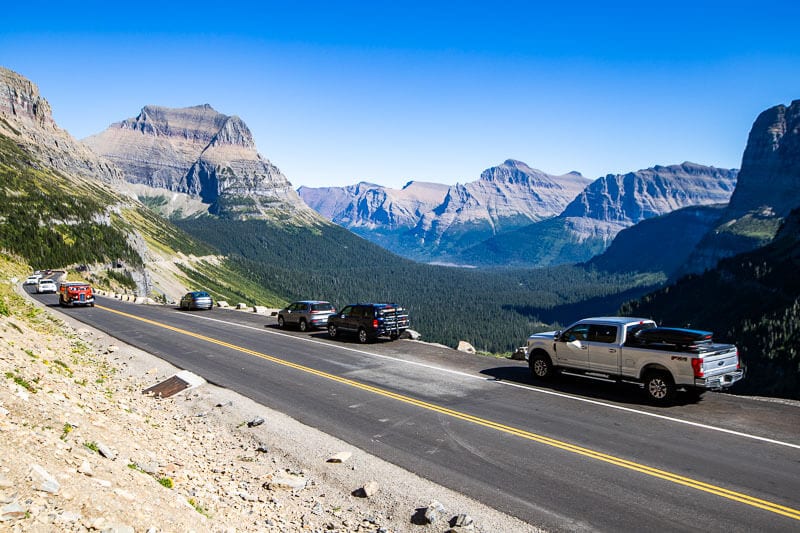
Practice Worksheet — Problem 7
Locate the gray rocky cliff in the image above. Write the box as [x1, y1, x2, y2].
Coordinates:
[727, 100, 800, 217]
[84, 104, 318, 222]
[0, 66, 123, 185]
[679, 101, 800, 276]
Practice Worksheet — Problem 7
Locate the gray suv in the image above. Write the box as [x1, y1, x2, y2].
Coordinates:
[278, 300, 336, 331]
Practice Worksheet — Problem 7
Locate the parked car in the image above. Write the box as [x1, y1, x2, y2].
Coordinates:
[24, 274, 42, 285]
[58, 281, 94, 306]
[525, 317, 743, 404]
[36, 279, 57, 294]
[180, 291, 213, 310]
[278, 300, 336, 331]
[327, 303, 410, 343]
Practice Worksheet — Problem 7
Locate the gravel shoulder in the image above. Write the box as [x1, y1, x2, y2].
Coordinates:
[0, 283, 541, 532]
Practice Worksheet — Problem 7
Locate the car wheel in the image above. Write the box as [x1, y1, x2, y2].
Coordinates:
[328, 324, 338, 339]
[278, 316, 285, 329]
[299, 319, 308, 332]
[644, 371, 675, 405]
[357, 328, 369, 344]
[529, 351, 554, 380]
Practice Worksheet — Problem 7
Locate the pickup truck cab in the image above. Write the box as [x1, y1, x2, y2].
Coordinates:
[525, 317, 744, 404]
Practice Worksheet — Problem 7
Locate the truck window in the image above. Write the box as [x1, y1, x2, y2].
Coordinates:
[561, 324, 589, 342]
[589, 325, 618, 344]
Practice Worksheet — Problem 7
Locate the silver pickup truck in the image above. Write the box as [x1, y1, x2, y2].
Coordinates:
[525, 316, 744, 404]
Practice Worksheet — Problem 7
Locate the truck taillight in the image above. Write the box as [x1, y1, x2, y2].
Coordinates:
[373, 319, 379, 329]
[691, 358, 704, 378]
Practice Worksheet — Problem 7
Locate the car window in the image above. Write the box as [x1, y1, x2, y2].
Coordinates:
[311, 303, 333, 312]
[589, 325, 618, 344]
[562, 324, 590, 342]
[340, 306, 353, 316]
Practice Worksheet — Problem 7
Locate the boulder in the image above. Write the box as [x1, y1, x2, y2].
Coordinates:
[456, 341, 476, 354]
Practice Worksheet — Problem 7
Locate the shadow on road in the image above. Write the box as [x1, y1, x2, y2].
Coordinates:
[480, 365, 703, 407]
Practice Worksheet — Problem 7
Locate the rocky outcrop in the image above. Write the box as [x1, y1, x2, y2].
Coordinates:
[84, 104, 319, 222]
[0, 66, 123, 185]
[680, 101, 800, 275]
[727, 100, 800, 217]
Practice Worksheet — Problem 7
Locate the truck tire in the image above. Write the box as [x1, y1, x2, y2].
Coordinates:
[529, 351, 554, 380]
[328, 324, 338, 339]
[644, 371, 675, 405]
[357, 328, 369, 344]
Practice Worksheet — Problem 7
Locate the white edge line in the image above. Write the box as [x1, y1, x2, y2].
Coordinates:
[180, 311, 800, 451]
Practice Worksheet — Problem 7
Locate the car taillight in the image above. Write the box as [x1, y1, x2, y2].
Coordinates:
[691, 358, 704, 378]
[736, 349, 741, 370]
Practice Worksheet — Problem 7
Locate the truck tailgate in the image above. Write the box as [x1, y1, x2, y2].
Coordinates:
[701, 346, 739, 377]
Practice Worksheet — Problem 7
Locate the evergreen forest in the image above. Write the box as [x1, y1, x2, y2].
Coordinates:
[175, 218, 663, 353]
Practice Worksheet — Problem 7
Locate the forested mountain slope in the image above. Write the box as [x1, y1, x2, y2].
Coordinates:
[621, 209, 800, 399]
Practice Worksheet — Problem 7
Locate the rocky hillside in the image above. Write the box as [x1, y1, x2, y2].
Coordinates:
[84, 104, 319, 223]
[0, 66, 282, 306]
[680, 101, 800, 274]
[0, 66, 122, 186]
[460, 162, 737, 267]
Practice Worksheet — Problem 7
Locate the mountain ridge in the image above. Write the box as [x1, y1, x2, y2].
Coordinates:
[84, 104, 320, 223]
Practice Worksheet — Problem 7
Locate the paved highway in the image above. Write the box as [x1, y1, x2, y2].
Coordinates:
[27, 290, 800, 532]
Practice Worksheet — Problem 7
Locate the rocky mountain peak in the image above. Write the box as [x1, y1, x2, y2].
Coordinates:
[727, 100, 800, 216]
[84, 104, 318, 222]
[0, 67, 123, 185]
[0, 66, 55, 129]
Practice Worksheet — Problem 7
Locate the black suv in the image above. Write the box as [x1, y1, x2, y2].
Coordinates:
[327, 303, 410, 343]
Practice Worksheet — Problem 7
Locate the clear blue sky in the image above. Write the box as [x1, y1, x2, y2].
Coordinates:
[2, 1, 799, 189]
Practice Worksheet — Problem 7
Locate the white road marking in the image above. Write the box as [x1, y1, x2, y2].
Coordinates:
[180, 311, 800, 450]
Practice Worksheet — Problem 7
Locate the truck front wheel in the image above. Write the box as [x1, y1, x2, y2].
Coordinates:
[529, 352, 554, 380]
[644, 371, 675, 405]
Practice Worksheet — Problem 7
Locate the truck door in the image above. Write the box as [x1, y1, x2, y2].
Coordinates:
[555, 323, 590, 369]
[587, 324, 620, 374]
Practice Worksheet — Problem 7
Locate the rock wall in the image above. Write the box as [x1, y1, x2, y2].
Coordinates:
[0, 67, 123, 185]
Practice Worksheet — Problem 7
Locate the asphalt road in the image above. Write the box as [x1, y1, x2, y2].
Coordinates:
[27, 289, 800, 532]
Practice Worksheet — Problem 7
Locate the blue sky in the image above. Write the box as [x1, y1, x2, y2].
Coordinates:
[2, 1, 799, 189]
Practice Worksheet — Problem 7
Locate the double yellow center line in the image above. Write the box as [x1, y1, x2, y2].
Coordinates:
[99, 305, 800, 522]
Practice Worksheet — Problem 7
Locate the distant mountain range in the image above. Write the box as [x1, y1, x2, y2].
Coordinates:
[302, 160, 737, 267]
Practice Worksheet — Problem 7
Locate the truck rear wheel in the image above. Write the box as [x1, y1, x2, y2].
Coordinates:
[357, 328, 369, 344]
[644, 371, 675, 405]
[529, 351, 554, 380]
